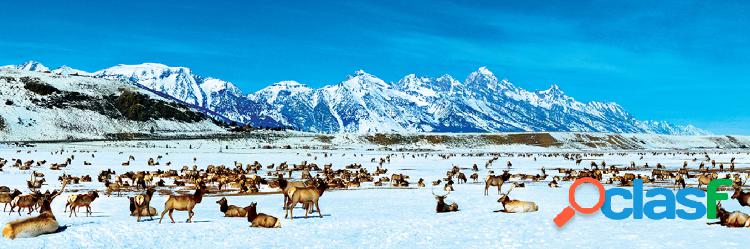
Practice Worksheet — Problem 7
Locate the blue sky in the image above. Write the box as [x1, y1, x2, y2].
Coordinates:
[1, 0, 749, 134]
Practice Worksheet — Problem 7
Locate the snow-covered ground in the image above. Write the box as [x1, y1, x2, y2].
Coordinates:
[0, 140, 749, 249]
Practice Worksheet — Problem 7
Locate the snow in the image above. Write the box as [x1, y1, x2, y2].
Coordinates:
[0, 139, 749, 248]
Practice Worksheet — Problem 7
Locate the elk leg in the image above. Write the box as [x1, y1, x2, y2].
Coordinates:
[304, 202, 309, 218]
[315, 202, 322, 218]
[87, 205, 91, 216]
[168, 209, 175, 223]
[158, 208, 169, 224]
[187, 209, 194, 223]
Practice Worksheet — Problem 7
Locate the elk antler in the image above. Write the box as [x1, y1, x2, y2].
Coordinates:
[503, 184, 516, 196]
[431, 187, 447, 198]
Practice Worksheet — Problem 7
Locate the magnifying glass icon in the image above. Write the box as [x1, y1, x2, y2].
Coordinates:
[553, 177, 606, 228]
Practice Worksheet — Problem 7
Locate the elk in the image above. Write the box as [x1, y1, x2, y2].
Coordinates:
[697, 172, 717, 190]
[731, 186, 750, 207]
[278, 178, 309, 210]
[433, 189, 458, 213]
[456, 172, 467, 184]
[285, 180, 328, 220]
[10, 192, 41, 216]
[3, 182, 66, 239]
[133, 187, 157, 222]
[216, 197, 248, 217]
[707, 202, 750, 227]
[245, 202, 281, 228]
[0, 189, 22, 212]
[484, 171, 511, 196]
[417, 178, 425, 188]
[129, 197, 157, 217]
[158, 185, 208, 224]
[496, 186, 538, 213]
[66, 191, 100, 217]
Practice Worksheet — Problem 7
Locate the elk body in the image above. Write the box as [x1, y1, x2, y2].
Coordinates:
[433, 189, 458, 213]
[732, 187, 750, 207]
[285, 180, 328, 220]
[129, 197, 157, 217]
[708, 202, 750, 227]
[484, 171, 511, 196]
[0, 189, 22, 212]
[158, 187, 208, 224]
[496, 186, 538, 213]
[245, 202, 280, 228]
[10, 193, 40, 216]
[66, 191, 99, 217]
[133, 188, 156, 222]
[216, 197, 248, 217]
[3, 183, 66, 239]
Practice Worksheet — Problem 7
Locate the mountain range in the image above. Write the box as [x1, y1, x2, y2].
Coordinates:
[6, 60, 709, 135]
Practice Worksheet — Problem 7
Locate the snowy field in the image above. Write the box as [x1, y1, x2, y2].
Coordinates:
[1, 139, 749, 249]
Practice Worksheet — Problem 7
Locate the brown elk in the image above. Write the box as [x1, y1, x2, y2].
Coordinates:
[66, 191, 100, 217]
[3, 182, 66, 239]
[216, 197, 248, 217]
[10, 192, 41, 216]
[697, 172, 718, 190]
[245, 202, 281, 228]
[285, 180, 328, 220]
[496, 186, 538, 213]
[707, 202, 750, 227]
[456, 172, 467, 184]
[278, 178, 309, 210]
[129, 197, 157, 217]
[133, 187, 157, 222]
[731, 186, 750, 207]
[158, 185, 208, 224]
[484, 171, 511, 196]
[433, 189, 458, 213]
[0, 189, 22, 212]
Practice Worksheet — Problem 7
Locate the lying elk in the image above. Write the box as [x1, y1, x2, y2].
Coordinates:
[496, 186, 538, 213]
[133, 187, 157, 222]
[65, 191, 100, 217]
[158, 186, 208, 224]
[433, 189, 458, 213]
[216, 197, 248, 217]
[3, 182, 66, 239]
[129, 197, 157, 217]
[245, 202, 281, 228]
[286, 180, 328, 220]
[484, 171, 511, 196]
[708, 202, 750, 227]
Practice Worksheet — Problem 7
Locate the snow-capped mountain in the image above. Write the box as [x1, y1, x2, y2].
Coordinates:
[51, 65, 90, 76]
[10, 61, 710, 135]
[16, 61, 50, 72]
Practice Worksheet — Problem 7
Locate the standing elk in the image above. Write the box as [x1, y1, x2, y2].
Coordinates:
[245, 202, 281, 228]
[433, 189, 458, 213]
[456, 172, 467, 184]
[1, 189, 22, 212]
[216, 197, 248, 217]
[285, 180, 328, 220]
[496, 186, 538, 213]
[10, 192, 40, 216]
[66, 191, 100, 217]
[484, 171, 511, 196]
[158, 185, 208, 224]
[697, 172, 718, 190]
[3, 182, 66, 239]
